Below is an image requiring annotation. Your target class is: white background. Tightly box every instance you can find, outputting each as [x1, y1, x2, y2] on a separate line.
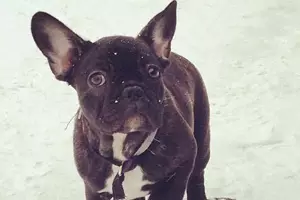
[1, 0, 300, 199]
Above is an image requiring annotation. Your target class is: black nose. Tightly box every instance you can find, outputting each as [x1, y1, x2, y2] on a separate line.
[122, 86, 144, 101]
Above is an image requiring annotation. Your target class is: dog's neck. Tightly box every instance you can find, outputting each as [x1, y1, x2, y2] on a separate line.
[76, 109, 157, 165]
[77, 109, 150, 200]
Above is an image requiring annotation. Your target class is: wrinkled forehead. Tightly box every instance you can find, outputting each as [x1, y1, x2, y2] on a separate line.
[94, 36, 158, 70]
[95, 36, 151, 54]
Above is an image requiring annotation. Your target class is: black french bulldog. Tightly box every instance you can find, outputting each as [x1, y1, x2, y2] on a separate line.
[30, 1, 210, 200]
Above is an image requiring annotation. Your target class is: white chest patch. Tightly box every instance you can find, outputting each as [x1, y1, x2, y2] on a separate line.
[98, 165, 152, 200]
[112, 133, 127, 161]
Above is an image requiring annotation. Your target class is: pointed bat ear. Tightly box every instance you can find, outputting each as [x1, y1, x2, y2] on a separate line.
[137, 1, 177, 61]
[31, 11, 89, 81]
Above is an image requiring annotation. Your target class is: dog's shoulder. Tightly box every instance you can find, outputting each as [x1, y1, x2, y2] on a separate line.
[162, 52, 206, 123]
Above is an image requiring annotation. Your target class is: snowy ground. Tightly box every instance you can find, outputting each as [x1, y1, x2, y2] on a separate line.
[1, 0, 300, 199]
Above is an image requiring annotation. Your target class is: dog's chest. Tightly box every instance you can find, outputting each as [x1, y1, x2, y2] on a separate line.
[98, 164, 152, 200]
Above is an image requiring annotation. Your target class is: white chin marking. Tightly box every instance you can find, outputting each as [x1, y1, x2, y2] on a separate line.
[125, 115, 144, 132]
[112, 133, 127, 161]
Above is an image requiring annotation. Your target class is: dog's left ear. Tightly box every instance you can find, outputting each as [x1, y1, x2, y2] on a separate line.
[137, 0, 177, 61]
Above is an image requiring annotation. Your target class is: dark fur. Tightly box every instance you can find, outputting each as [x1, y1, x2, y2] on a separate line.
[30, 1, 210, 200]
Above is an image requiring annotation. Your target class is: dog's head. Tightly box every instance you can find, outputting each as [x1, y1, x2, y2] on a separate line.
[31, 1, 177, 157]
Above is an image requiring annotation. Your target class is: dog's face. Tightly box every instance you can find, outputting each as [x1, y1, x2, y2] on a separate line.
[72, 36, 166, 134]
[31, 1, 177, 157]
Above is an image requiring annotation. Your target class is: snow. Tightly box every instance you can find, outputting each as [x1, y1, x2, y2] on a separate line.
[1, 0, 300, 199]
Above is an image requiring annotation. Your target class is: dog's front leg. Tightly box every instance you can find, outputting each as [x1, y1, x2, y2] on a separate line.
[148, 160, 194, 200]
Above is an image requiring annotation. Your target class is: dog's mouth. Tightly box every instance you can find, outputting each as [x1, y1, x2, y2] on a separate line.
[98, 99, 161, 134]
[122, 114, 151, 132]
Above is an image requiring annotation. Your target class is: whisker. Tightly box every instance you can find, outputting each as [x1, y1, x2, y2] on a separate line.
[147, 149, 156, 155]
[166, 172, 176, 182]
[64, 109, 80, 130]
[153, 138, 161, 143]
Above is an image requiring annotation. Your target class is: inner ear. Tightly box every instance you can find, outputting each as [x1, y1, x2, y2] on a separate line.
[31, 11, 91, 81]
[137, 1, 177, 60]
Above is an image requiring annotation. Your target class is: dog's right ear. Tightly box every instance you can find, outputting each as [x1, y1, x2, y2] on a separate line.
[137, 1, 177, 62]
[31, 12, 89, 81]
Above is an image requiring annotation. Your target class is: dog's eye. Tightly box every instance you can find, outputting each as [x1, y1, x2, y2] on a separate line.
[89, 72, 105, 86]
[147, 65, 160, 78]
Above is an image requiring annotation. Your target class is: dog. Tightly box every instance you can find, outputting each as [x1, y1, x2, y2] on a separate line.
[30, 1, 210, 200]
